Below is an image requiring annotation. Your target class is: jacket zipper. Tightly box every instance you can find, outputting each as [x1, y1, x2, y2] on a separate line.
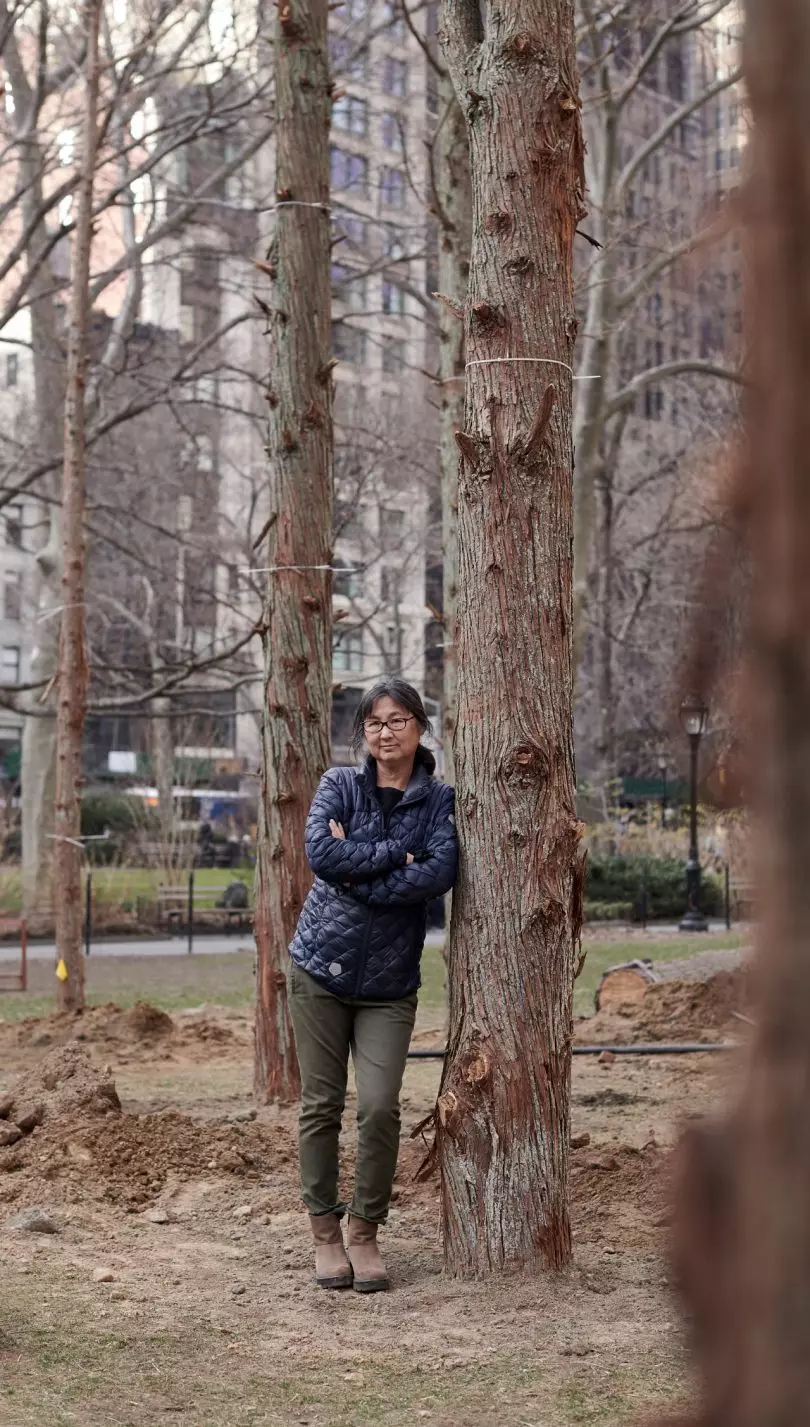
[353, 798, 383, 996]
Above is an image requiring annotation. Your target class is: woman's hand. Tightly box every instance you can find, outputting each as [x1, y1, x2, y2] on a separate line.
[330, 818, 413, 865]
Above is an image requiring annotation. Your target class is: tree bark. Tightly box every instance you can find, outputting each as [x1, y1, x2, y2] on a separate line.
[596, 467, 616, 786]
[254, 0, 333, 1104]
[437, 0, 586, 1276]
[437, 74, 472, 785]
[52, 0, 103, 1012]
[664, 3, 810, 1421]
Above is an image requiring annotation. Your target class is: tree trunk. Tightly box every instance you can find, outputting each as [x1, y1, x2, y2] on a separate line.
[596, 468, 616, 787]
[52, 0, 103, 1013]
[253, 0, 333, 1104]
[437, 0, 586, 1276]
[666, 4, 810, 1421]
[151, 695, 175, 848]
[437, 74, 472, 785]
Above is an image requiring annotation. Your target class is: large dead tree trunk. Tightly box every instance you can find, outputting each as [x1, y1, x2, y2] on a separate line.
[52, 0, 103, 1012]
[437, 74, 472, 785]
[666, 3, 810, 1421]
[436, 0, 585, 1276]
[254, 0, 333, 1104]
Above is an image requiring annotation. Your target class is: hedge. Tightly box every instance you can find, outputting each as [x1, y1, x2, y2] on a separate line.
[586, 855, 723, 922]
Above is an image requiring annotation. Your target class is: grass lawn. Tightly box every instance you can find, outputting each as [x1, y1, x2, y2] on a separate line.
[0, 865, 251, 913]
[0, 930, 746, 1027]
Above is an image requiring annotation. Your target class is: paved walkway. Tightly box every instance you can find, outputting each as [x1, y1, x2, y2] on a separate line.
[0, 929, 448, 963]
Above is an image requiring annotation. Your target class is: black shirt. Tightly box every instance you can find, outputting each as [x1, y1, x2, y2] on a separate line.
[377, 786, 404, 829]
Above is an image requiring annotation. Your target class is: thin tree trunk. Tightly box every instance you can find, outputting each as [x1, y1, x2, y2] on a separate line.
[437, 0, 586, 1276]
[254, 0, 333, 1104]
[151, 696, 175, 847]
[437, 74, 472, 785]
[667, 3, 810, 1421]
[596, 468, 616, 787]
[52, 0, 103, 1013]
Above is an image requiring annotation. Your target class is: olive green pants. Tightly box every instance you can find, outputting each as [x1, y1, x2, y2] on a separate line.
[287, 960, 417, 1224]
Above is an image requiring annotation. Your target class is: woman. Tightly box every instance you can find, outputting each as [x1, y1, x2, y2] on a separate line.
[287, 678, 458, 1293]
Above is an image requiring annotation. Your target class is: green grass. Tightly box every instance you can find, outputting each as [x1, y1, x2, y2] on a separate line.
[0, 865, 251, 913]
[0, 930, 745, 1030]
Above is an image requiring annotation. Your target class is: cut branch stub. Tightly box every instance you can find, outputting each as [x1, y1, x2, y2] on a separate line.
[523, 386, 557, 462]
[454, 430, 486, 472]
[432, 290, 465, 321]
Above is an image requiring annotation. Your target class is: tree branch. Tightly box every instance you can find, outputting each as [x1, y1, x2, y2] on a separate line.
[607, 360, 744, 417]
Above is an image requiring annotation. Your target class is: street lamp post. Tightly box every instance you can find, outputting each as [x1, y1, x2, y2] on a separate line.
[658, 755, 668, 828]
[679, 695, 709, 933]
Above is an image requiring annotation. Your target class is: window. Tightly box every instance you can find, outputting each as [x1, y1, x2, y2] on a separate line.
[56, 127, 75, 166]
[381, 110, 405, 153]
[380, 566, 400, 603]
[333, 628, 364, 672]
[666, 48, 684, 102]
[330, 146, 368, 195]
[730, 145, 740, 168]
[382, 337, 406, 374]
[1, 646, 20, 685]
[332, 94, 368, 137]
[382, 0, 406, 41]
[339, 0, 368, 19]
[3, 573, 20, 623]
[333, 209, 367, 250]
[643, 387, 664, 420]
[715, 148, 725, 172]
[6, 353, 18, 388]
[335, 500, 366, 544]
[382, 280, 406, 316]
[383, 225, 407, 260]
[5, 505, 22, 549]
[331, 263, 367, 310]
[380, 508, 405, 543]
[332, 322, 367, 365]
[383, 57, 408, 97]
[333, 560, 363, 599]
[329, 34, 369, 82]
[380, 166, 406, 208]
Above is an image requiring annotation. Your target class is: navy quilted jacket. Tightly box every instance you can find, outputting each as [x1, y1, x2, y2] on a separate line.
[289, 754, 458, 999]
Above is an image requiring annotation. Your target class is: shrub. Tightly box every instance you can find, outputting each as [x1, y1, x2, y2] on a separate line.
[586, 855, 723, 922]
[583, 900, 634, 923]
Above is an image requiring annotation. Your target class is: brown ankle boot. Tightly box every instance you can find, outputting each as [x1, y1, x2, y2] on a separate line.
[309, 1213, 353, 1290]
[346, 1215, 389, 1293]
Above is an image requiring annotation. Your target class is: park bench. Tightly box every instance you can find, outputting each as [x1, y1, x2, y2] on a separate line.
[156, 884, 252, 935]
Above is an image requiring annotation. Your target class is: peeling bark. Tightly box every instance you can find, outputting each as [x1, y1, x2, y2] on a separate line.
[254, 0, 332, 1104]
[437, 0, 586, 1276]
[52, 0, 103, 1013]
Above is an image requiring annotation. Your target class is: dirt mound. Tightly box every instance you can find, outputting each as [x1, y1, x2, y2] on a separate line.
[3, 1003, 242, 1062]
[0, 1044, 294, 1209]
[577, 968, 747, 1045]
[571, 1142, 669, 1243]
[123, 1002, 174, 1037]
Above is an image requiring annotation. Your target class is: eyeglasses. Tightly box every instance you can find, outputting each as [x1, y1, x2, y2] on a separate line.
[363, 714, 415, 735]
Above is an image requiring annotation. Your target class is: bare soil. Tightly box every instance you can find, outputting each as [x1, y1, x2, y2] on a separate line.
[0, 972, 743, 1427]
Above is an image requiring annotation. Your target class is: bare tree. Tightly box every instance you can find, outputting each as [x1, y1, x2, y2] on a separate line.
[0, 0, 274, 905]
[51, 0, 104, 1010]
[436, 0, 585, 1275]
[253, 0, 333, 1105]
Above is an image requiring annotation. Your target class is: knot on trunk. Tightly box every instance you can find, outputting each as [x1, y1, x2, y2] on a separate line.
[500, 741, 549, 789]
[484, 211, 512, 236]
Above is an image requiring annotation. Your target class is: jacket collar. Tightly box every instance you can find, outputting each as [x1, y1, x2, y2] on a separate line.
[356, 753, 432, 806]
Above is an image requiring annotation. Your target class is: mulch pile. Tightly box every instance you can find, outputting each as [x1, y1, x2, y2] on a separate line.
[570, 1141, 670, 1245]
[577, 968, 747, 1045]
[0, 1044, 294, 1210]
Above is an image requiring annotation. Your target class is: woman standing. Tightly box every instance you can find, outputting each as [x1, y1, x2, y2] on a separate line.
[287, 679, 458, 1293]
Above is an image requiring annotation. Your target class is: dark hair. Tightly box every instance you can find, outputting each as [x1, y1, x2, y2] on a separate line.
[350, 679, 436, 773]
